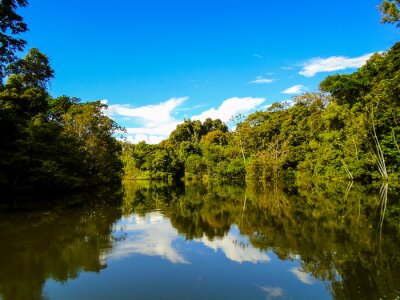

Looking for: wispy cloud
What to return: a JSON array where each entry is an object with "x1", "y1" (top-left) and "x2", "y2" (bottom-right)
[
  {"x1": 299, "y1": 52, "x2": 376, "y2": 77},
  {"x1": 106, "y1": 97, "x2": 187, "y2": 125},
  {"x1": 106, "y1": 96, "x2": 265, "y2": 144},
  {"x1": 290, "y1": 267, "x2": 314, "y2": 285},
  {"x1": 197, "y1": 225, "x2": 270, "y2": 263},
  {"x1": 259, "y1": 286, "x2": 284, "y2": 300},
  {"x1": 105, "y1": 212, "x2": 189, "y2": 264},
  {"x1": 124, "y1": 134, "x2": 164, "y2": 144},
  {"x1": 250, "y1": 76, "x2": 274, "y2": 84},
  {"x1": 253, "y1": 54, "x2": 263, "y2": 59},
  {"x1": 105, "y1": 97, "x2": 187, "y2": 144},
  {"x1": 191, "y1": 97, "x2": 265, "y2": 123},
  {"x1": 282, "y1": 84, "x2": 304, "y2": 94},
  {"x1": 124, "y1": 122, "x2": 181, "y2": 144},
  {"x1": 175, "y1": 104, "x2": 208, "y2": 112}
]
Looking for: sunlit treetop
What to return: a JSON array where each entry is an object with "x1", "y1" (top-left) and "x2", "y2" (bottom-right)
[
  {"x1": 0, "y1": 0, "x2": 29, "y2": 80},
  {"x1": 379, "y1": 0, "x2": 400, "y2": 27}
]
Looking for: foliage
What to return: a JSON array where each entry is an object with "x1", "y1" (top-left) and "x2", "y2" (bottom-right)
[
  {"x1": 121, "y1": 42, "x2": 400, "y2": 183},
  {"x1": 0, "y1": 0, "x2": 28, "y2": 80},
  {"x1": 0, "y1": 2, "x2": 124, "y2": 199},
  {"x1": 379, "y1": 0, "x2": 400, "y2": 27},
  {"x1": 0, "y1": 49, "x2": 123, "y2": 197},
  {"x1": 6, "y1": 48, "x2": 54, "y2": 89}
]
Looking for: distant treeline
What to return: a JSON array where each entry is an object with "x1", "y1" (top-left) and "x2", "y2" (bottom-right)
[{"x1": 121, "y1": 42, "x2": 400, "y2": 182}]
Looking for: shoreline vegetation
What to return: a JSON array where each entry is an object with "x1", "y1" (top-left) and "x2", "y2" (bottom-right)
[
  {"x1": 1, "y1": 2, "x2": 400, "y2": 299},
  {"x1": 121, "y1": 42, "x2": 400, "y2": 184},
  {"x1": 1, "y1": 1, "x2": 400, "y2": 200}
]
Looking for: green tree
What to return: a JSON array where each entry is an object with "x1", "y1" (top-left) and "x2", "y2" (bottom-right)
[
  {"x1": 185, "y1": 154, "x2": 206, "y2": 179},
  {"x1": 6, "y1": 48, "x2": 54, "y2": 89},
  {"x1": 62, "y1": 101, "x2": 123, "y2": 184},
  {"x1": 0, "y1": 0, "x2": 28, "y2": 80},
  {"x1": 319, "y1": 43, "x2": 400, "y2": 180},
  {"x1": 379, "y1": 0, "x2": 400, "y2": 27}
]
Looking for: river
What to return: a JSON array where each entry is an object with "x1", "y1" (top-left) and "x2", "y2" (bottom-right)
[{"x1": 0, "y1": 180, "x2": 399, "y2": 299}]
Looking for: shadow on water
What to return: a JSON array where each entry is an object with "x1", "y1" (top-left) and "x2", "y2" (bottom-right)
[
  {"x1": 0, "y1": 185, "x2": 124, "y2": 300},
  {"x1": 0, "y1": 180, "x2": 399, "y2": 299}
]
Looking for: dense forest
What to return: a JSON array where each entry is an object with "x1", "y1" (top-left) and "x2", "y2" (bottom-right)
[
  {"x1": 121, "y1": 2, "x2": 400, "y2": 183},
  {"x1": 1, "y1": 0, "x2": 399, "y2": 199},
  {"x1": 0, "y1": 0, "x2": 123, "y2": 196},
  {"x1": 121, "y1": 41, "x2": 400, "y2": 182}
]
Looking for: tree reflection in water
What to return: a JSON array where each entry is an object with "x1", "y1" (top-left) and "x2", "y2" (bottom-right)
[
  {"x1": 0, "y1": 189, "x2": 123, "y2": 300},
  {"x1": 123, "y1": 180, "x2": 400, "y2": 300},
  {"x1": 0, "y1": 180, "x2": 399, "y2": 300}
]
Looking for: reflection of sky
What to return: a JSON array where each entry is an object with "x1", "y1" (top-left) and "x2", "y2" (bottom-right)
[
  {"x1": 290, "y1": 267, "x2": 314, "y2": 285},
  {"x1": 105, "y1": 212, "x2": 189, "y2": 264},
  {"x1": 197, "y1": 225, "x2": 271, "y2": 264},
  {"x1": 44, "y1": 211, "x2": 333, "y2": 300},
  {"x1": 105, "y1": 213, "x2": 270, "y2": 265},
  {"x1": 259, "y1": 286, "x2": 284, "y2": 299}
]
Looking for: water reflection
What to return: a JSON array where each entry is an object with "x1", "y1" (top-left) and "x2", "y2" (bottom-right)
[
  {"x1": 290, "y1": 267, "x2": 314, "y2": 285},
  {"x1": 0, "y1": 180, "x2": 399, "y2": 299},
  {"x1": 106, "y1": 212, "x2": 188, "y2": 264},
  {"x1": 106, "y1": 212, "x2": 271, "y2": 265},
  {"x1": 0, "y1": 201, "x2": 122, "y2": 300},
  {"x1": 122, "y1": 180, "x2": 400, "y2": 300},
  {"x1": 259, "y1": 286, "x2": 284, "y2": 300},
  {"x1": 196, "y1": 225, "x2": 271, "y2": 263}
]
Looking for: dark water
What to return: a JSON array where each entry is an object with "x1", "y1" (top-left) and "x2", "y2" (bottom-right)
[{"x1": 0, "y1": 181, "x2": 399, "y2": 300}]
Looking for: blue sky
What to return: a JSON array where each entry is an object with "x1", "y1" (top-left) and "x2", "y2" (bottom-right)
[{"x1": 21, "y1": 0, "x2": 399, "y2": 143}]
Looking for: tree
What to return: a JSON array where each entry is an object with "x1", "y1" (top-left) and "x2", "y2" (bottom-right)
[
  {"x1": 0, "y1": 0, "x2": 28, "y2": 81},
  {"x1": 7, "y1": 48, "x2": 54, "y2": 89},
  {"x1": 62, "y1": 101, "x2": 123, "y2": 183},
  {"x1": 185, "y1": 154, "x2": 206, "y2": 178},
  {"x1": 379, "y1": 0, "x2": 400, "y2": 27},
  {"x1": 230, "y1": 114, "x2": 247, "y2": 167},
  {"x1": 261, "y1": 136, "x2": 290, "y2": 180},
  {"x1": 200, "y1": 130, "x2": 228, "y2": 146},
  {"x1": 202, "y1": 118, "x2": 228, "y2": 134}
]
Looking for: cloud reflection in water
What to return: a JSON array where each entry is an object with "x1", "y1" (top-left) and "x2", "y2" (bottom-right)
[
  {"x1": 197, "y1": 225, "x2": 271, "y2": 263},
  {"x1": 104, "y1": 213, "x2": 270, "y2": 266},
  {"x1": 106, "y1": 212, "x2": 189, "y2": 264}
]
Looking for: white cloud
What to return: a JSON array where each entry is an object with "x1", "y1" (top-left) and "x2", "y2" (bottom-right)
[
  {"x1": 261, "y1": 99, "x2": 294, "y2": 111},
  {"x1": 197, "y1": 225, "x2": 271, "y2": 264},
  {"x1": 282, "y1": 85, "x2": 304, "y2": 94},
  {"x1": 126, "y1": 134, "x2": 165, "y2": 144},
  {"x1": 105, "y1": 212, "x2": 189, "y2": 264},
  {"x1": 259, "y1": 286, "x2": 284, "y2": 299},
  {"x1": 299, "y1": 52, "x2": 375, "y2": 77},
  {"x1": 125, "y1": 123, "x2": 180, "y2": 136},
  {"x1": 191, "y1": 97, "x2": 265, "y2": 123},
  {"x1": 106, "y1": 97, "x2": 187, "y2": 125},
  {"x1": 104, "y1": 212, "x2": 271, "y2": 265},
  {"x1": 290, "y1": 267, "x2": 314, "y2": 285},
  {"x1": 250, "y1": 76, "x2": 274, "y2": 84},
  {"x1": 105, "y1": 96, "x2": 265, "y2": 144},
  {"x1": 104, "y1": 97, "x2": 187, "y2": 144}
]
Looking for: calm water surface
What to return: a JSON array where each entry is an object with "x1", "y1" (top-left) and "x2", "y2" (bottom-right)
[{"x1": 0, "y1": 181, "x2": 399, "y2": 299}]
